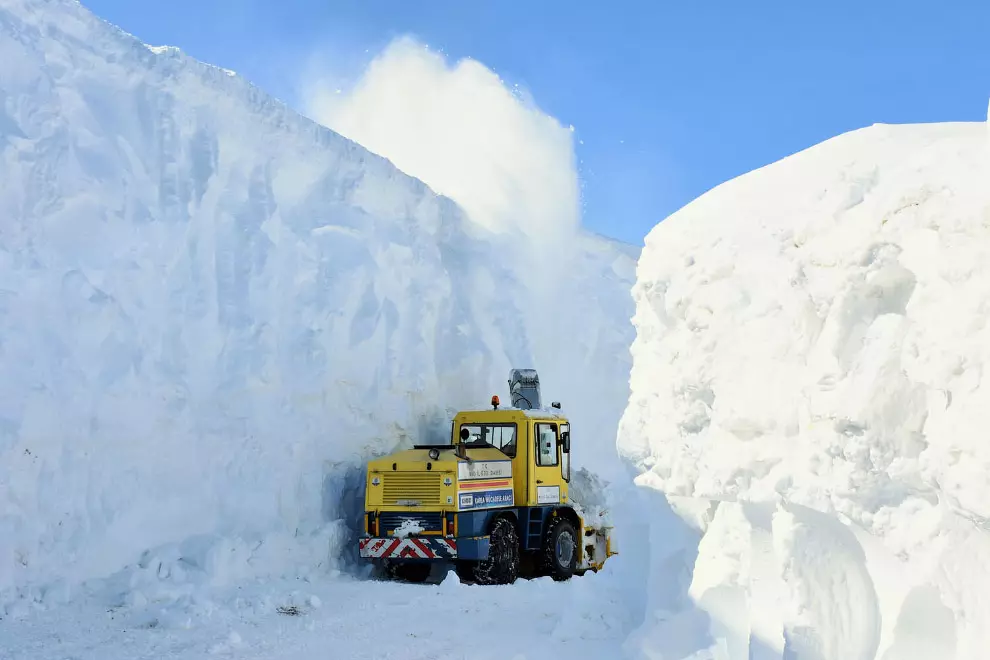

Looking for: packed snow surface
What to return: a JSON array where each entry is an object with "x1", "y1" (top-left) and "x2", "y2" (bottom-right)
[
  {"x1": 619, "y1": 120, "x2": 990, "y2": 659},
  {"x1": 0, "y1": 0, "x2": 636, "y2": 616},
  {"x1": 3, "y1": 567, "x2": 641, "y2": 659}
]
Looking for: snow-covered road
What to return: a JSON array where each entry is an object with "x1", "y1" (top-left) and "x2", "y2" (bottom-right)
[{"x1": 5, "y1": 568, "x2": 637, "y2": 660}]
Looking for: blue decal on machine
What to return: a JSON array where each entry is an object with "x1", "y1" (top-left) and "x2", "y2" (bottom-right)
[{"x1": 458, "y1": 489, "x2": 514, "y2": 511}]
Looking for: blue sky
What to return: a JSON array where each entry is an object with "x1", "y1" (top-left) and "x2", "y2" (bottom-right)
[{"x1": 86, "y1": 0, "x2": 990, "y2": 246}]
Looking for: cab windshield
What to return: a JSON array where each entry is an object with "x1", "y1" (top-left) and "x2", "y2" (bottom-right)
[{"x1": 458, "y1": 423, "x2": 517, "y2": 458}]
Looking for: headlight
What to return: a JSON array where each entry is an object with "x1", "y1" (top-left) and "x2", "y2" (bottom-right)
[{"x1": 429, "y1": 448, "x2": 440, "y2": 460}]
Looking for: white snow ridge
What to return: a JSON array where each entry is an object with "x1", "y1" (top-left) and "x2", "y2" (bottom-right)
[
  {"x1": 0, "y1": 0, "x2": 635, "y2": 622},
  {"x1": 619, "y1": 120, "x2": 990, "y2": 659}
]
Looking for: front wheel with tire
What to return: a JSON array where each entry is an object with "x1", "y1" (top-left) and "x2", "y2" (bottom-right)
[
  {"x1": 471, "y1": 517, "x2": 520, "y2": 585},
  {"x1": 542, "y1": 516, "x2": 577, "y2": 581}
]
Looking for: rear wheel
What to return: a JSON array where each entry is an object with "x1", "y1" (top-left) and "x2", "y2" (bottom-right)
[
  {"x1": 471, "y1": 517, "x2": 520, "y2": 585},
  {"x1": 542, "y1": 516, "x2": 577, "y2": 581}
]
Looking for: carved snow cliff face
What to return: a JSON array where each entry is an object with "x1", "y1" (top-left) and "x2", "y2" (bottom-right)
[
  {"x1": 619, "y1": 120, "x2": 990, "y2": 660},
  {"x1": 0, "y1": 0, "x2": 636, "y2": 604}
]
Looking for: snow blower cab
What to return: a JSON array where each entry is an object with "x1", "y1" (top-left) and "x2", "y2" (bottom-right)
[{"x1": 358, "y1": 368, "x2": 616, "y2": 584}]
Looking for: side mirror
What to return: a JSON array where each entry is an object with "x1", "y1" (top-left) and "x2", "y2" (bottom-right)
[{"x1": 561, "y1": 431, "x2": 570, "y2": 453}]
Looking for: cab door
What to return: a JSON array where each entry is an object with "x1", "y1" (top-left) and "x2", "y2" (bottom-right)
[{"x1": 530, "y1": 421, "x2": 564, "y2": 506}]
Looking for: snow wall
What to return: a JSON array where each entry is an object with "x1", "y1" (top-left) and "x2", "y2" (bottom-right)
[
  {"x1": 618, "y1": 120, "x2": 990, "y2": 660},
  {"x1": 0, "y1": 0, "x2": 638, "y2": 609}
]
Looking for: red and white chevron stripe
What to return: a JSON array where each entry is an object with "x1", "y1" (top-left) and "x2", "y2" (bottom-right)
[{"x1": 359, "y1": 537, "x2": 458, "y2": 559}]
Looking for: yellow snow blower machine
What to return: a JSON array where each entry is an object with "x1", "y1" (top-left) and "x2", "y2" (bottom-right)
[{"x1": 358, "y1": 369, "x2": 616, "y2": 584}]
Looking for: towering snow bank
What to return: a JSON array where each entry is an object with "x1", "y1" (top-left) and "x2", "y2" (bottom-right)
[
  {"x1": 0, "y1": 0, "x2": 635, "y2": 607},
  {"x1": 619, "y1": 121, "x2": 990, "y2": 659}
]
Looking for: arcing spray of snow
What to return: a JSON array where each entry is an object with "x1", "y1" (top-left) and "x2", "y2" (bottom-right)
[{"x1": 302, "y1": 36, "x2": 580, "y2": 242}]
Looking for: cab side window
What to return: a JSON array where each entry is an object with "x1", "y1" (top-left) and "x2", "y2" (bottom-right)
[{"x1": 535, "y1": 423, "x2": 558, "y2": 467}]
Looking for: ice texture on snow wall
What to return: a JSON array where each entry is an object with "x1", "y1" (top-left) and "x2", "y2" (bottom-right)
[
  {"x1": 619, "y1": 121, "x2": 990, "y2": 659},
  {"x1": 0, "y1": 0, "x2": 636, "y2": 603}
]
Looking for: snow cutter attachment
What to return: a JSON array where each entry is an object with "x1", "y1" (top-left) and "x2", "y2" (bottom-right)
[{"x1": 576, "y1": 522, "x2": 617, "y2": 573}]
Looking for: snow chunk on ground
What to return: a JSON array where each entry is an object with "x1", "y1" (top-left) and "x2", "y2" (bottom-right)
[{"x1": 619, "y1": 120, "x2": 990, "y2": 659}]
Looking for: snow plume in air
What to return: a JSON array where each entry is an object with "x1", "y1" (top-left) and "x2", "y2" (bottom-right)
[{"x1": 302, "y1": 36, "x2": 580, "y2": 241}]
